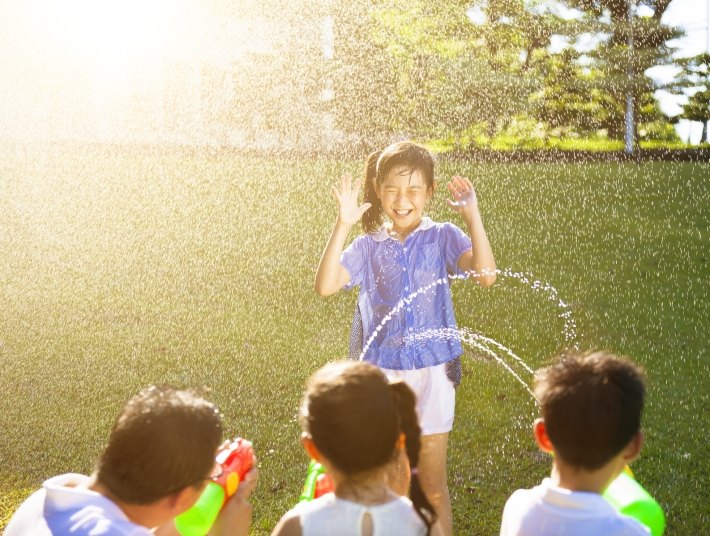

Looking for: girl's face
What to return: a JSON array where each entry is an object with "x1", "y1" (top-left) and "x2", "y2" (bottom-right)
[{"x1": 377, "y1": 164, "x2": 433, "y2": 237}]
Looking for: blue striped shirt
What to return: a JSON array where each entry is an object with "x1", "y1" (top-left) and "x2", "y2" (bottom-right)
[{"x1": 341, "y1": 217, "x2": 472, "y2": 370}]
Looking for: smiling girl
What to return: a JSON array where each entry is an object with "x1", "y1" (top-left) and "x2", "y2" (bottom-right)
[{"x1": 314, "y1": 141, "x2": 496, "y2": 535}]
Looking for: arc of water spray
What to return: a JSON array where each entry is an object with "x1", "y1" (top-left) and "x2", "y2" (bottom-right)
[
  {"x1": 463, "y1": 330, "x2": 535, "y2": 375},
  {"x1": 463, "y1": 336, "x2": 535, "y2": 397},
  {"x1": 402, "y1": 327, "x2": 536, "y2": 397},
  {"x1": 452, "y1": 267, "x2": 579, "y2": 346},
  {"x1": 357, "y1": 267, "x2": 578, "y2": 396},
  {"x1": 359, "y1": 267, "x2": 578, "y2": 360}
]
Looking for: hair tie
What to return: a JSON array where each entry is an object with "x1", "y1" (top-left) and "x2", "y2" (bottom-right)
[{"x1": 410, "y1": 467, "x2": 419, "y2": 476}]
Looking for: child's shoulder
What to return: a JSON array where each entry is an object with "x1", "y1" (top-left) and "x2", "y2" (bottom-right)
[
  {"x1": 503, "y1": 479, "x2": 650, "y2": 536},
  {"x1": 344, "y1": 231, "x2": 378, "y2": 253},
  {"x1": 419, "y1": 220, "x2": 469, "y2": 248}
]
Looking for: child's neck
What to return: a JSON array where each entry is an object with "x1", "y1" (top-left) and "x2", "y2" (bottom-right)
[
  {"x1": 550, "y1": 458, "x2": 623, "y2": 495},
  {"x1": 386, "y1": 219, "x2": 423, "y2": 242},
  {"x1": 332, "y1": 469, "x2": 395, "y2": 506},
  {"x1": 88, "y1": 475, "x2": 162, "y2": 528}
]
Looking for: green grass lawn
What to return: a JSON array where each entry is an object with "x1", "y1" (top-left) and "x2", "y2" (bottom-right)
[{"x1": 0, "y1": 146, "x2": 708, "y2": 534}]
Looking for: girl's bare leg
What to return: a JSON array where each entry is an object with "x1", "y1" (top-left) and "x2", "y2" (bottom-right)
[{"x1": 418, "y1": 433, "x2": 452, "y2": 536}]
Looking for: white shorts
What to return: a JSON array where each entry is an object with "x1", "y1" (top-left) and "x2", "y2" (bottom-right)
[{"x1": 381, "y1": 363, "x2": 455, "y2": 435}]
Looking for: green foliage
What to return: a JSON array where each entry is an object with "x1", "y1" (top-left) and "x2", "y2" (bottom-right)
[
  {"x1": 329, "y1": 0, "x2": 557, "y2": 144},
  {"x1": 556, "y1": 0, "x2": 682, "y2": 142},
  {"x1": 666, "y1": 53, "x2": 710, "y2": 143},
  {"x1": 326, "y1": 0, "x2": 682, "y2": 145},
  {"x1": 681, "y1": 90, "x2": 710, "y2": 122},
  {"x1": 638, "y1": 118, "x2": 682, "y2": 142}
]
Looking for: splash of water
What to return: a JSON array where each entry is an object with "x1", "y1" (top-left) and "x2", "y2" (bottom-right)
[
  {"x1": 360, "y1": 267, "x2": 578, "y2": 358},
  {"x1": 461, "y1": 330, "x2": 535, "y2": 375},
  {"x1": 403, "y1": 326, "x2": 535, "y2": 396},
  {"x1": 453, "y1": 267, "x2": 579, "y2": 347},
  {"x1": 358, "y1": 267, "x2": 578, "y2": 396},
  {"x1": 460, "y1": 332, "x2": 535, "y2": 398}
]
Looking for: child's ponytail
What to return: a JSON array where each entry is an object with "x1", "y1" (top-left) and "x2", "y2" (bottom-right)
[
  {"x1": 390, "y1": 381, "x2": 437, "y2": 534},
  {"x1": 361, "y1": 150, "x2": 383, "y2": 234}
]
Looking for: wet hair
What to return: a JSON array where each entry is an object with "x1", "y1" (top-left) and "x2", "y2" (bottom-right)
[
  {"x1": 96, "y1": 385, "x2": 223, "y2": 504},
  {"x1": 362, "y1": 141, "x2": 435, "y2": 234},
  {"x1": 534, "y1": 350, "x2": 645, "y2": 471},
  {"x1": 300, "y1": 361, "x2": 436, "y2": 531}
]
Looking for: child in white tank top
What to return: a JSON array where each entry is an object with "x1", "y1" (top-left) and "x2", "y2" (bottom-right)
[
  {"x1": 296, "y1": 492, "x2": 425, "y2": 536},
  {"x1": 271, "y1": 361, "x2": 443, "y2": 536}
]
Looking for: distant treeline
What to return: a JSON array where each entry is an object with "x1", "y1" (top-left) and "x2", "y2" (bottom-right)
[{"x1": 5, "y1": 142, "x2": 708, "y2": 164}]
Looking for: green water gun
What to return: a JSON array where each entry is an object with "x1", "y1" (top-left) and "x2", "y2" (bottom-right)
[
  {"x1": 298, "y1": 460, "x2": 334, "y2": 503},
  {"x1": 174, "y1": 438, "x2": 255, "y2": 536},
  {"x1": 603, "y1": 467, "x2": 665, "y2": 536}
]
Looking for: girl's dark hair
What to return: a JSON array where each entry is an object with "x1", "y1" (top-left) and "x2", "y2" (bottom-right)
[
  {"x1": 361, "y1": 150, "x2": 382, "y2": 234},
  {"x1": 300, "y1": 361, "x2": 436, "y2": 532},
  {"x1": 362, "y1": 141, "x2": 436, "y2": 234},
  {"x1": 390, "y1": 381, "x2": 437, "y2": 531}
]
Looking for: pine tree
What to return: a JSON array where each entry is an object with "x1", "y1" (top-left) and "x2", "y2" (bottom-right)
[{"x1": 666, "y1": 53, "x2": 710, "y2": 144}]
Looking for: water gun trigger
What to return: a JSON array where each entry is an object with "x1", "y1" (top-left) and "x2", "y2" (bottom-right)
[{"x1": 225, "y1": 472, "x2": 240, "y2": 497}]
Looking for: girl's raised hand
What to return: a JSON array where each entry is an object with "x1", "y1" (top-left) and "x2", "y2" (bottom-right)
[
  {"x1": 446, "y1": 175, "x2": 478, "y2": 216},
  {"x1": 333, "y1": 174, "x2": 372, "y2": 226}
]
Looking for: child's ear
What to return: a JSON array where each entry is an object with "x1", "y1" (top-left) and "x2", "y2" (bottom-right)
[
  {"x1": 301, "y1": 432, "x2": 323, "y2": 462},
  {"x1": 533, "y1": 418, "x2": 554, "y2": 454},
  {"x1": 622, "y1": 431, "x2": 644, "y2": 463},
  {"x1": 168, "y1": 483, "x2": 203, "y2": 516},
  {"x1": 396, "y1": 432, "x2": 406, "y2": 451}
]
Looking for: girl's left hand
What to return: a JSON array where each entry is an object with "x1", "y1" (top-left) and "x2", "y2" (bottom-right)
[{"x1": 446, "y1": 176, "x2": 478, "y2": 215}]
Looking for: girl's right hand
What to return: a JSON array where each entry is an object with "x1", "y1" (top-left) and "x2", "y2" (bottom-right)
[{"x1": 333, "y1": 174, "x2": 371, "y2": 226}]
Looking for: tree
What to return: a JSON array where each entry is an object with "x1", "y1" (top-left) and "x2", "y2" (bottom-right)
[
  {"x1": 559, "y1": 0, "x2": 682, "y2": 148},
  {"x1": 329, "y1": 0, "x2": 497, "y2": 146},
  {"x1": 666, "y1": 53, "x2": 710, "y2": 144},
  {"x1": 328, "y1": 0, "x2": 562, "y2": 146},
  {"x1": 531, "y1": 48, "x2": 611, "y2": 137}
]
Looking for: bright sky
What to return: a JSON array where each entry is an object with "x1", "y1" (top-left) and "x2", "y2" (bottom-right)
[{"x1": 0, "y1": 0, "x2": 706, "y2": 143}]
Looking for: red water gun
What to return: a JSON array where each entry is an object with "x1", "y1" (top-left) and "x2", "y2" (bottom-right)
[{"x1": 175, "y1": 438, "x2": 254, "y2": 536}]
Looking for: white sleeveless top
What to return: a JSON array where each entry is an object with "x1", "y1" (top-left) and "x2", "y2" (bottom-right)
[{"x1": 296, "y1": 493, "x2": 427, "y2": 536}]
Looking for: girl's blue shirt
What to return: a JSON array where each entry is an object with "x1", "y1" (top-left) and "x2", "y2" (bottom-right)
[{"x1": 341, "y1": 217, "x2": 472, "y2": 370}]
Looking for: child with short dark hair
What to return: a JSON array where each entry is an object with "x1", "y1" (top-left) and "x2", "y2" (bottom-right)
[
  {"x1": 500, "y1": 351, "x2": 650, "y2": 535},
  {"x1": 5, "y1": 385, "x2": 258, "y2": 536},
  {"x1": 272, "y1": 360, "x2": 444, "y2": 536}
]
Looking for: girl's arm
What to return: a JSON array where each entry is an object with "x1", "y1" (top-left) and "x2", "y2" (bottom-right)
[
  {"x1": 271, "y1": 510, "x2": 302, "y2": 536},
  {"x1": 446, "y1": 176, "x2": 497, "y2": 288},
  {"x1": 314, "y1": 174, "x2": 371, "y2": 296}
]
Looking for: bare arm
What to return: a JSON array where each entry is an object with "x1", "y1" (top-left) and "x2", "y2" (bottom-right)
[
  {"x1": 314, "y1": 174, "x2": 371, "y2": 296},
  {"x1": 314, "y1": 219, "x2": 352, "y2": 296},
  {"x1": 446, "y1": 176, "x2": 497, "y2": 287},
  {"x1": 208, "y1": 466, "x2": 259, "y2": 536},
  {"x1": 271, "y1": 510, "x2": 303, "y2": 536}
]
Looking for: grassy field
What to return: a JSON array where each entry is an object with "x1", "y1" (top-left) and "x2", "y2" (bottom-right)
[{"x1": 0, "y1": 146, "x2": 708, "y2": 534}]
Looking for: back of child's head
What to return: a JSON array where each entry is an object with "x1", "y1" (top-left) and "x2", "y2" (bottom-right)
[
  {"x1": 362, "y1": 141, "x2": 435, "y2": 233},
  {"x1": 96, "y1": 385, "x2": 223, "y2": 504},
  {"x1": 534, "y1": 351, "x2": 645, "y2": 471},
  {"x1": 300, "y1": 360, "x2": 436, "y2": 529}
]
